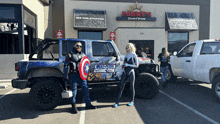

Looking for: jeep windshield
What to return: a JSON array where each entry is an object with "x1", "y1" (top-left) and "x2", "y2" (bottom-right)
[{"x1": 29, "y1": 38, "x2": 59, "y2": 60}]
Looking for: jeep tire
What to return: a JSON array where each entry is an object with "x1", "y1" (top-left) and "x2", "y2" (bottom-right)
[
  {"x1": 135, "y1": 73, "x2": 159, "y2": 99},
  {"x1": 212, "y1": 75, "x2": 220, "y2": 103},
  {"x1": 29, "y1": 78, "x2": 63, "y2": 111}
]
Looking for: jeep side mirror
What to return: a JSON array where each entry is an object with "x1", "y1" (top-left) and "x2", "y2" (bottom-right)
[{"x1": 173, "y1": 51, "x2": 177, "y2": 56}]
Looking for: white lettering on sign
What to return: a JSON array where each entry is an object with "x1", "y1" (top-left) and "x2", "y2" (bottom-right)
[
  {"x1": 94, "y1": 64, "x2": 115, "y2": 73},
  {"x1": 128, "y1": 17, "x2": 137, "y2": 20},
  {"x1": 76, "y1": 16, "x2": 104, "y2": 20},
  {"x1": 57, "y1": 32, "x2": 62, "y2": 37},
  {"x1": 110, "y1": 33, "x2": 115, "y2": 38}
]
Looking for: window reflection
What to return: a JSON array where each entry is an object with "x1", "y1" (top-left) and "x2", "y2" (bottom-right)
[{"x1": 168, "y1": 32, "x2": 189, "y2": 54}]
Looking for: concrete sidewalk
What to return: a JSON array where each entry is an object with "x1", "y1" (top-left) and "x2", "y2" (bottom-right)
[{"x1": 0, "y1": 79, "x2": 12, "y2": 89}]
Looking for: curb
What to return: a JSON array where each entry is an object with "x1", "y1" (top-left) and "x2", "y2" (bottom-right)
[
  {"x1": 0, "y1": 80, "x2": 11, "y2": 89},
  {"x1": 0, "y1": 84, "x2": 8, "y2": 89}
]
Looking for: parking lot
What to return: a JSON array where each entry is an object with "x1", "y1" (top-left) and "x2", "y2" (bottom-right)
[{"x1": 0, "y1": 79, "x2": 220, "y2": 124}]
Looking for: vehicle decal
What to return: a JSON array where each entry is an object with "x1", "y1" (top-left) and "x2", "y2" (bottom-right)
[{"x1": 94, "y1": 64, "x2": 115, "y2": 73}]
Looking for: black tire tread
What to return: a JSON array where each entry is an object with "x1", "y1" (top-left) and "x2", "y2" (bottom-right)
[
  {"x1": 29, "y1": 78, "x2": 63, "y2": 111},
  {"x1": 135, "y1": 73, "x2": 159, "y2": 99},
  {"x1": 211, "y1": 75, "x2": 220, "y2": 103}
]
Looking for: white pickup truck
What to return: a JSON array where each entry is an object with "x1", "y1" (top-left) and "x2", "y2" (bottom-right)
[{"x1": 168, "y1": 39, "x2": 220, "y2": 102}]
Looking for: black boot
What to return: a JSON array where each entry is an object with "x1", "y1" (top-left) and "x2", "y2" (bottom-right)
[
  {"x1": 71, "y1": 103, "x2": 78, "y2": 114},
  {"x1": 86, "y1": 104, "x2": 97, "y2": 109}
]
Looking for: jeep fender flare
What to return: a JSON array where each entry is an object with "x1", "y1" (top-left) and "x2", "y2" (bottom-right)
[{"x1": 25, "y1": 67, "x2": 63, "y2": 79}]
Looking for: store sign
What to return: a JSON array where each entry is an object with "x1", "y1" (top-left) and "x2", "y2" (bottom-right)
[
  {"x1": 166, "y1": 12, "x2": 198, "y2": 30},
  {"x1": 56, "y1": 30, "x2": 63, "y2": 38},
  {"x1": 116, "y1": 2, "x2": 156, "y2": 21},
  {"x1": 74, "y1": 9, "x2": 107, "y2": 30},
  {"x1": 110, "y1": 32, "x2": 115, "y2": 41}
]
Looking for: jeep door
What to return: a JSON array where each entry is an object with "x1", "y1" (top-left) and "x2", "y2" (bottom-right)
[{"x1": 88, "y1": 41, "x2": 119, "y2": 81}]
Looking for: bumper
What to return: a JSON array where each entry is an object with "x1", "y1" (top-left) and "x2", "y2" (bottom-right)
[{"x1": 12, "y1": 79, "x2": 29, "y2": 89}]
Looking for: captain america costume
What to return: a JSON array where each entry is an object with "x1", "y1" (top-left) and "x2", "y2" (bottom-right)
[{"x1": 63, "y1": 49, "x2": 92, "y2": 109}]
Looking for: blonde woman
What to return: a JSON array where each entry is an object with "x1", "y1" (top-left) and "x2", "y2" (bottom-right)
[
  {"x1": 157, "y1": 47, "x2": 170, "y2": 88},
  {"x1": 113, "y1": 43, "x2": 139, "y2": 108}
]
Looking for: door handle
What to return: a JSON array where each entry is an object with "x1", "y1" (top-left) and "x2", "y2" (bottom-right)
[{"x1": 186, "y1": 60, "x2": 191, "y2": 62}]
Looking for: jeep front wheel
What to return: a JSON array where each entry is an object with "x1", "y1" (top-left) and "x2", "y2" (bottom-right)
[
  {"x1": 135, "y1": 73, "x2": 159, "y2": 99},
  {"x1": 29, "y1": 78, "x2": 63, "y2": 111},
  {"x1": 212, "y1": 76, "x2": 220, "y2": 103}
]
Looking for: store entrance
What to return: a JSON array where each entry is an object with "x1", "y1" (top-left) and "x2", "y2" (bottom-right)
[
  {"x1": 129, "y1": 40, "x2": 154, "y2": 59},
  {"x1": 0, "y1": 23, "x2": 36, "y2": 54}
]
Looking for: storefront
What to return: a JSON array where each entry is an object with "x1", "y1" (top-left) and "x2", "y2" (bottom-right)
[
  {"x1": 64, "y1": 1, "x2": 199, "y2": 61},
  {"x1": 0, "y1": 0, "x2": 50, "y2": 79}
]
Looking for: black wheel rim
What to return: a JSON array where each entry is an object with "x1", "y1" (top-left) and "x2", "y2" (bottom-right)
[{"x1": 36, "y1": 86, "x2": 56, "y2": 105}]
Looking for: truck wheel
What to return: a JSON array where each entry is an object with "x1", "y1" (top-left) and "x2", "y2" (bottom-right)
[
  {"x1": 135, "y1": 73, "x2": 159, "y2": 99},
  {"x1": 212, "y1": 76, "x2": 220, "y2": 103},
  {"x1": 167, "y1": 67, "x2": 177, "y2": 83},
  {"x1": 29, "y1": 78, "x2": 63, "y2": 111}
]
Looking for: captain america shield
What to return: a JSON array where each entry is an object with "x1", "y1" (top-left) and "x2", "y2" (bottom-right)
[{"x1": 79, "y1": 56, "x2": 90, "y2": 80}]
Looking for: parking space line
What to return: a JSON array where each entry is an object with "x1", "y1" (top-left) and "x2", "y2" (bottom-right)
[
  {"x1": 0, "y1": 89, "x2": 16, "y2": 99},
  {"x1": 159, "y1": 90, "x2": 219, "y2": 124},
  {"x1": 79, "y1": 103, "x2": 86, "y2": 124}
]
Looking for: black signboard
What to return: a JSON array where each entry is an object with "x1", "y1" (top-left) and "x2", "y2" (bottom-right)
[
  {"x1": 166, "y1": 12, "x2": 198, "y2": 30},
  {"x1": 0, "y1": 7, "x2": 15, "y2": 19},
  {"x1": 74, "y1": 9, "x2": 106, "y2": 30}
]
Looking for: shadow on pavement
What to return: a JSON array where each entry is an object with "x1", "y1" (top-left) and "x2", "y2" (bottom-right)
[{"x1": 0, "y1": 79, "x2": 218, "y2": 123}]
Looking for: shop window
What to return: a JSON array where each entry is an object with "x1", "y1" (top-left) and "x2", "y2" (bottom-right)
[
  {"x1": 168, "y1": 32, "x2": 189, "y2": 54},
  {"x1": 78, "y1": 31, "x2": 102, "y2": 40},
  {"x1": 129, "y1": 40, "x2": 154, "y2": 59}
]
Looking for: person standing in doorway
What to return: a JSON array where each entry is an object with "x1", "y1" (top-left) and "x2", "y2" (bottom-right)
[
  {"x1": 145, "y1": 47, "x2": 152, "y2": 58},
  {"x1": 137, "y1": 47, "x2": 147, "y2": 58},
  {"x1": 158, "y1": 47, "x2": 170, "y2": 88}
]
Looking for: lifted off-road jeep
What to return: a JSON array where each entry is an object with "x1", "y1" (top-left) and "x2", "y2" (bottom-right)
[{"x1": 12, "y1": 38, "x2": 161, "y2": 110}]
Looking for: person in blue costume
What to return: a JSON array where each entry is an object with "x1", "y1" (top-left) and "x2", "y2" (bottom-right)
[
  {"x1": 113, "y1": 43, "x2": 139, "y2": 108},
  {"x1": 63, "y1": 42, "x2": 96, "y2": 114}
]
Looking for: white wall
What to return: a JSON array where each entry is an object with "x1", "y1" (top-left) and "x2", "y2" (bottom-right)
[
  {"x1": 210, "y1": 0, "x2": 220, "y2": 39},
  {"x1": 0, "y1": 54, "x2": 29, "y2": 79},
  {"x1": 23, "y1": 0, "x2": 45, "y2": 39}
]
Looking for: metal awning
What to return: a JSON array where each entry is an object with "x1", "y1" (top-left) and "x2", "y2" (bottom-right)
[{"x1": 165, "y1": 12, "x2": 198, "y2": 31}]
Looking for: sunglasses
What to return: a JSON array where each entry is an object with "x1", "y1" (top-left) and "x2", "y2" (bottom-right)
[{"x1": 76, "y1": 45, "x2": 82, "y2": 48}]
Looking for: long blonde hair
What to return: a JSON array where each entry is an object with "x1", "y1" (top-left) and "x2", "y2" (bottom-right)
[
  {"x1": 162, "y1": 47, "x2": 170, "y2": 59},
  {"x1": 126, "y1": 43, "x2": 136, "y2": 53}
]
